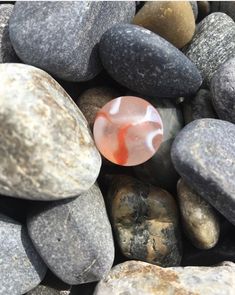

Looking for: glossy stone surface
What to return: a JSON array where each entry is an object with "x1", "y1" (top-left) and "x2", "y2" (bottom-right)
[{"x1": 93, "y1": 96, "x2": 163, "y2": 166}]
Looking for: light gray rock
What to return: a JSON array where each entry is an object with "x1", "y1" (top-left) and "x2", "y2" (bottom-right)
[
  {"x1": 0, "y1": 63, "x2": 101, "y2": 201},
  {"x1": 9, "y1": 1, "x2": 135, "y2": 81},
  {"x1": 27, "y1": 184, "x2": 115, "y2": 285},
  {"x1": 94, "y1": 260, "x2": 235, "y2": 295},
  {"x1": 0, "y1": 214, "x2": 47, "y2": 295},
  {"x1": 190, "y1": 1, "x2": 198, "y2": 20},
  {"x1": 171, "y1": 119, "x2": 235, "y2": 225}
]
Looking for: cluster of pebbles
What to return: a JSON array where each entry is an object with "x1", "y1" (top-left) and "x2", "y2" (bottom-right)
[{"x1": 0, "y1": 1, "x2": 234, "y2": 295}]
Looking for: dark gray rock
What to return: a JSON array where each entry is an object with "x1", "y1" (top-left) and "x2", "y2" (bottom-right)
[
  {"x1": 211, "y1": 1, "x2": 235, "y2": 21},
  {"x1": 0, "y1": 4, "x2": 18, "y2": 63},
  {"x1": 27, "y1": 184, "x2": 114, "y2": 285},
  {"x1": 185, "y1": 13, "x2": 235, "y2": 86},
  {"x1": 183, "y1": 89, "x2": 217, "y2": 124},
  {"x1": 99, "y1": 24, "x2": 202, "y2": 98},
  {"x1": 171, "y1": 119, "x2": 235, "y2": 225},
  {"x1": 0, "y1": 214, "x2": 47, "y2": 295},
  {"x1": 190, "y1": 1, "x2": 198, "y2": 20},
  {"x1": 9, "y1": 1, "x2": 135, "y2": 82},
  {"x1": 211, "y1": 57, "x2": 235, "y2": 123}
]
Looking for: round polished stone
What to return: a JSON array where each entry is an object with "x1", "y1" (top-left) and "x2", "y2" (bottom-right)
[{"x1": 93, "y1": 96, "x2": 163, "y2": 166}]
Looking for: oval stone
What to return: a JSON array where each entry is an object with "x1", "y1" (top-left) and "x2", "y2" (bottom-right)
[
  {"x1": 0, "y1": 63, "x2": 101, "y2": 200},
  {"x1": 171, "y1": 119, "x2": 235, "y2": 225},
  {"x1": 99, "y1": 24, "x2": 202, "y2": 98}
]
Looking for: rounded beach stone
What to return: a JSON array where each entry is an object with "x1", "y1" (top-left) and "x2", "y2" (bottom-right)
[
  {"x1": 183, "y1": 89, "x2": 217, "y2": 124},
  {"x1": 27, "y1": 184, "x2": 114, "y2": 285},
  {"x1": 134, "y1": 98, "x2": 183, "y2": 192},
  {"x1": 76, "y1": 87, "x2": 121, "y2": 130},
  {"x1": 190, "y1": 1, "x2": 198, "y2": 20},
  {"x1": 171, "y1": 119, "x2": 235, "y2": 225},
  {"x1": 99, "y1": 24, "x2": 202, "y2": 98},
  {"x1": 0, "y1": 4, "x2": 18, "y2": 62},
  {"x1": 94, "y1": 260, "x2": 235, "y2": 295},
  {"x1": 0, "y1": 214, "x2": 47, "y2": 295},
  {"x1": 177, "y1": 178, "x2": 220, "y2": 250},
  {"x1": 185, "y1": 12, "x2": 235, "y2": 86},
  {"x1": 211, "y1": 57, "x2": 235, "y2": 124},
  {"x1": 9, "y1": 1, "x2": 135, "y2": 82},
  {"x1": 133, "y1": 1, "x2": 195, "y2": 48},
  {"x1": 107, "y1": 175, "x2": 182, "y2": 267},
  {"x1": 0, "y1": 63, "x2": 101, "y2": 201},
  {"x1": 93, "y1": 96, "x2": 163, "y2": 166}
]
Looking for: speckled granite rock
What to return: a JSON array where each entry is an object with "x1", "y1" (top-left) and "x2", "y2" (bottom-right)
[
  {"x1": 0, "y1": 63, "x2": 101, "y2": 201},
  {"x1": 107, "y1": 176, "x2": 182, "y2": 267},
  {"x1": 27, "y1": 184, "x2": 114, "y2": 285},
  {"x1": 183, "y1": 89, "x2": 217, "y2": 124},
  {"x1": 190, "y1": 1, "x2": 198, "y2": 20},
  {"x1": 0, "y1": 4, "x2": 18, "y2": 63},
  {"x1": 99, "y1": 24, "x2": 202, "y2": 98},
  {"x1": 185, "y1": 13, "x2": 235, "y2": 86},
  {"x1": 94, "y1": 260, "x2": 235, "y2": 295},
  {"x1": 211, "y1": 2, "x2": 235, "y2": 21},
  {"x1": 171, "y1": 119, "x2": 235, "y2": 225},
  {"x1": 76, "y1": 87, "x2": 121, "y2": 129},
  {"x1": 0, "y1": 214, "x2": 47, "y2": 295},
  {"x1": 177, "y1": 178, "x2": 220, "y2": 249},
  {"x1": 133, "y1": 1, "x2": 195, "y2": 48},
  {"x1": 211, "y1": 57, "x2": 235, "y2": 123},
  {"x1": 9, "y1": 1, "x2": 135, "y2": 81},
  {"x1": 134, "y1": 98, "x2": 183, "y2": 192}
]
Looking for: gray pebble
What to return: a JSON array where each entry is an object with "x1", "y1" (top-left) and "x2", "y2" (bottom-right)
[
  {"x1": 171, "y1": 119, "x2": 235, "y2": 225},
  {"x1": 0, "y1": 214, "x2": 47, "y2": 295},
  {"x1": 211, "y1": 57, "x2": 235, "y2": 123},
  {"x1": 99, "y1": 24, "x2": 202, "y2": 98},
  {"x1": 190, "y1": 1, "x2": 198, "y2": 20},
  {"x1": 27, "y1": 184, "x2": 114, "y2": 285},
  {"x1": 185, "y1": 13, "x2": 235, "y2": 86},
  {"x1": 9, "y1": 1, "x2": 135, "y2": 82}
]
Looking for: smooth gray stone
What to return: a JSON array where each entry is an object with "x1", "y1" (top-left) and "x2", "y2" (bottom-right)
[
  {"x1": 27, "y1": 184, "x2": 114, "y2": 285},
  {"x1": 0, "y1": 214, "x2": 47, "y2": 295},
  {"x1": 211, "y1": 57, "x2": 235, "y2": 123},
  {"x1": 171, "y1": 119, "x2": 235, "y2": 225},
  {"x1": 9, "y1": 1, "x2": 135, "y2": 82},
  {"x1": 99, "y1": 24, "x2": 202, "y2": 98},
  {"x1": 190, "y1": 1, "x2": 198, "y2": 20},
  {"x1": 185, "y1": 12, "x2": 235, "y2": 86}
]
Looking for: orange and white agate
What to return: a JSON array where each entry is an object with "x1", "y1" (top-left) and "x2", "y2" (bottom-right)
[{"x1": 93, "y1": 96, "x2": 163, "y2": 166}]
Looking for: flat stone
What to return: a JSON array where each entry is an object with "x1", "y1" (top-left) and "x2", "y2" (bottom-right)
[
  {"x1": 177, "y1": 178, "x2": 220, "y2": 249},
  {"x1": 133, "y1": 1, "x2": 195, "y2": 48},
  {"x1": 94, "y1": 260, "x2": 235, "y2": 295},
  {"x1": 0, "y1": 4, "x2": 18, "y2": 63},
  {"x1": 0, "y1": 214, "x2": 47, "y2": 295},
  {"x1": 27, "y1": 183, "x2": 114, "y2": 285},
  {"x1": 134, "y1": 98, "x2": 183, "y2": 192},
  {"x1": 211, "y1": 57, "x2": 235, "y2": 123},
  {"x1": 183, "y1": 89, "x2": 217, "y2": 124},
  {"x1": 107, "y1": 175, "x2": 182, "y2": 267},
  {"x1": 185, "y1": 12, "x2": 235, "y2": 86},
  {"x1": 9, "y1": 1, "x2": 135, "y2": 82},
  {"x1": 0, "y1": 63, "x2": 101, "y2": 201},
  {"x1": 99, "y1": 24, "x2": 202, "y2": 98},
  {"x1": 171, "y1": 119, "x2": 235, "y2": 225}
]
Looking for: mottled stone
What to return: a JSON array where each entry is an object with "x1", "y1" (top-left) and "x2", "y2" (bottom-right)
[
  {"x1": 76, "y1": 87, "x2": 121, "y2": 130},
  {"x1": 171, "y1": 119, "x2": 235, "y2": 225},
  {"x1": 134, "y1": 98, "x2": 183, "y2": 192},
  {"x1": 99, "y1": 24, "x2": 202, "y2": 98},
  {"x1": 211, "y1": 57, "x2": 235, "y2": 123},
  {"x1": 211, "y1": 2, "x2": 235, "y2": 21},
  {"x1": 0, "y1": 4, "x2": 18, "y2": 62},
  {"x1": 27, "y1": 285, "x2": 70, "y2": 295},
  {"x1": 0, "y1": 214, "x2": 47, "y2": 295},
  {"x1": 0, "y1": 63, "x2": 101, "y2": 201},
  {"x1": 133, "y1": 1, "x2": 195, "y2": 48},
  {"x1": 183, "y1": 89, "x2": 217, "y2": 124},
  {"x1": 27, "y1": 184, "x2": 114, "y2": 285},
  {"x1": 94, "y1": 260, "x2": 235, "y2": 295},
  {"x1": 177, "y1": 178, "x2": 220, "y2": 249},
  {"x1": 107, "y1": 175, "x2": 182, "y2": 267},
  {"x1": 9, "y1": 1, "x2": 135, "y2": 82},
  {"x1": 190, "y1": 1, "x2": 198, "y2": 20},
  {"x1": 185, "y1": 13, "x2": 235, "y2": 86}
]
